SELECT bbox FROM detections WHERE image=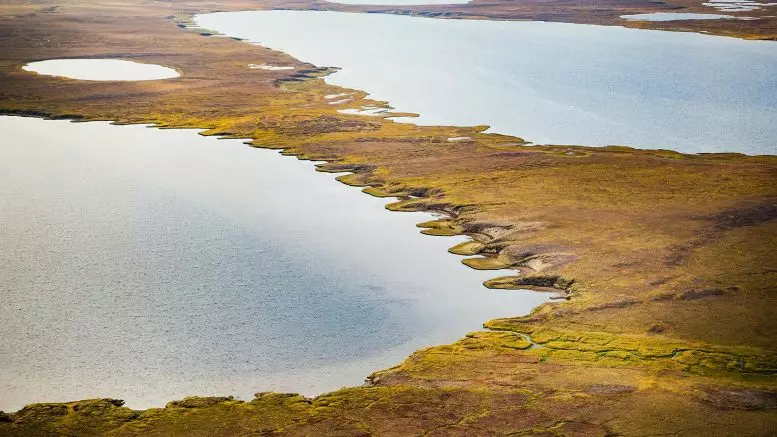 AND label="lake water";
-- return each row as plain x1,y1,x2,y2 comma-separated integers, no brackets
22,59,180,81
0,116,550,411
195,11,777,155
